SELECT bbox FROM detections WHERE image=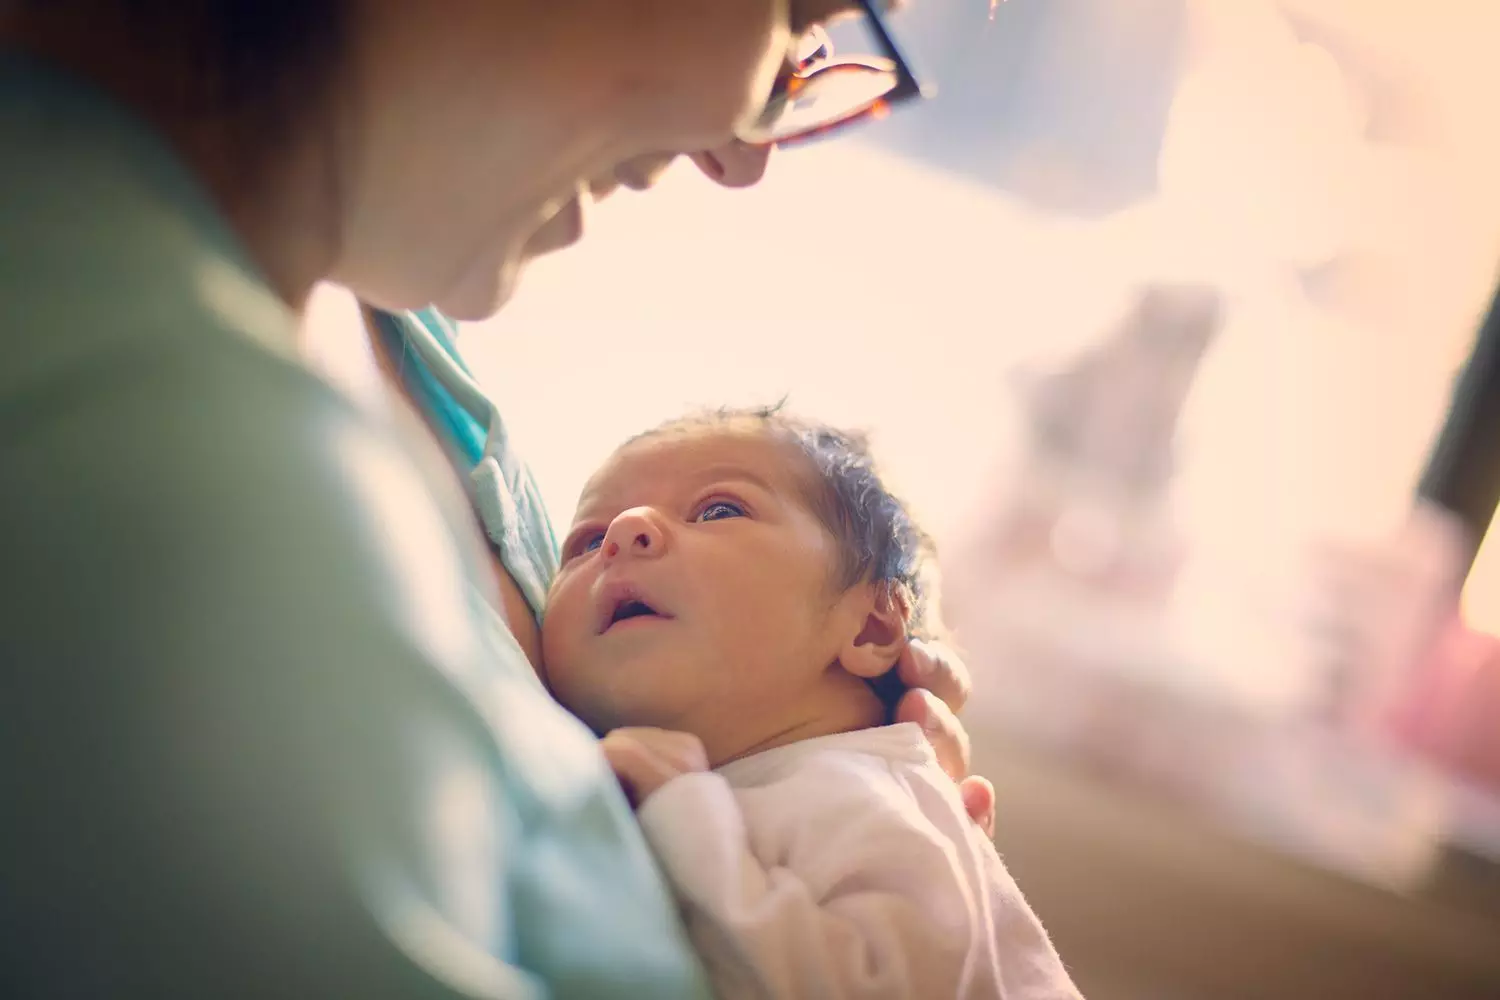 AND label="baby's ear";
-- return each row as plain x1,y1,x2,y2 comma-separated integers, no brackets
838,584,909,680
